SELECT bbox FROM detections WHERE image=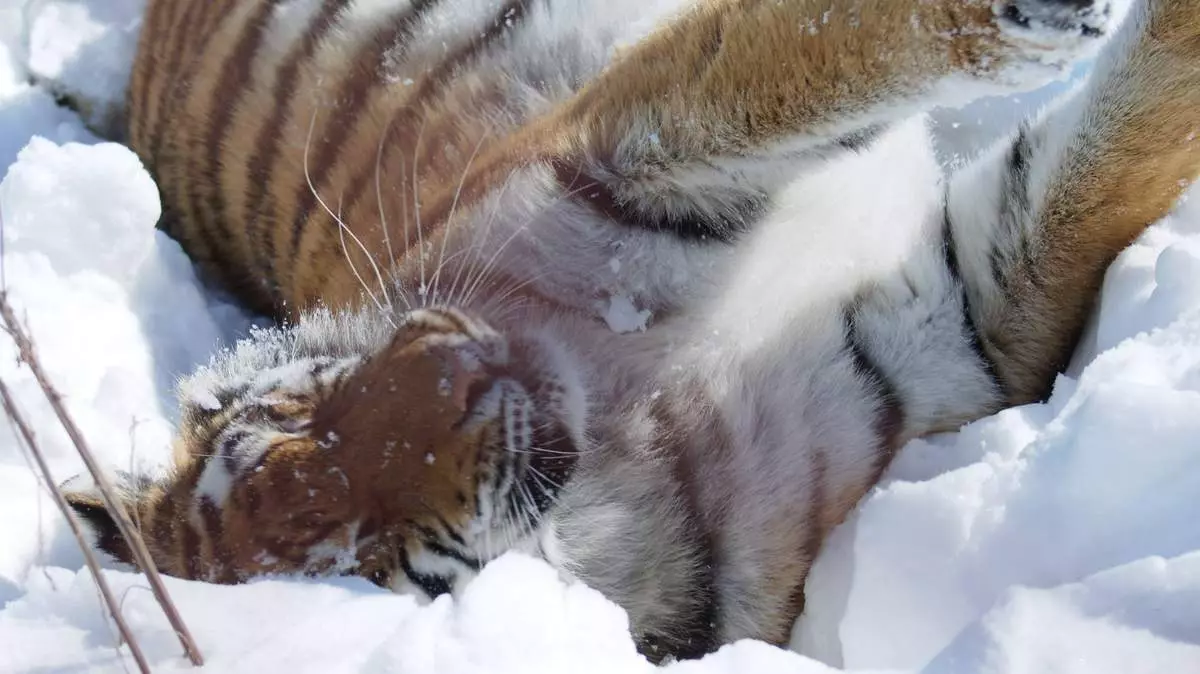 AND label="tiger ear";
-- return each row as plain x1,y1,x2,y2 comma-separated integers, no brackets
60,473,148,566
